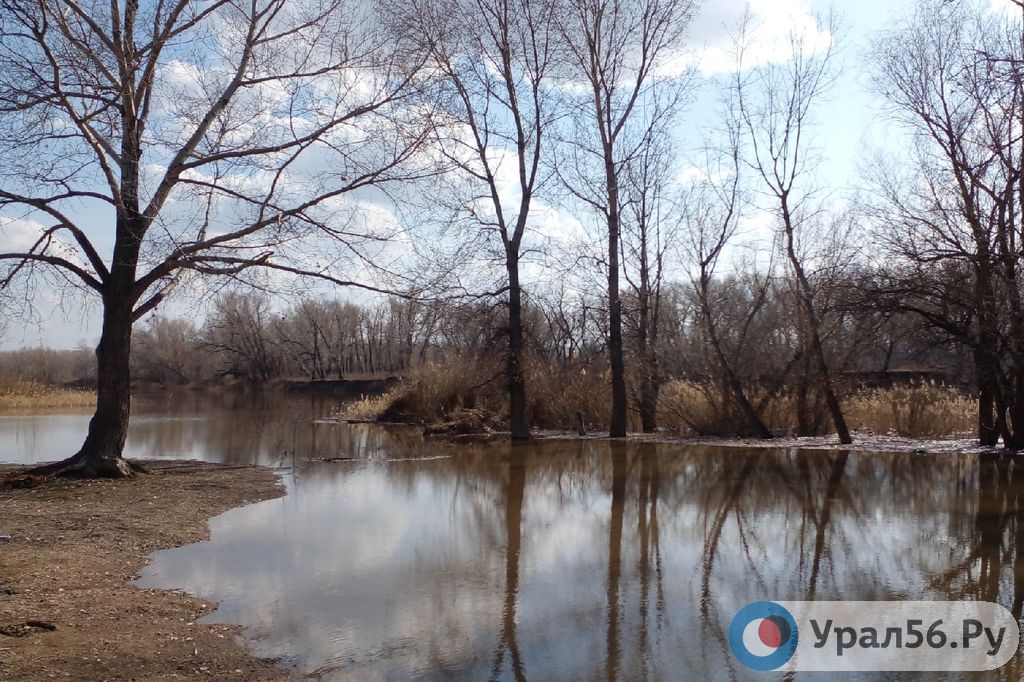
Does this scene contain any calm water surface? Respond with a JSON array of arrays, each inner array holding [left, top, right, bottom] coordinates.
[[3, 393, 1023, 680]]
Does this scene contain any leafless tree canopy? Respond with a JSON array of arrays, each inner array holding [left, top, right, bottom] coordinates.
[[870, 0, 1024, 446], [0, 0, 433, 475]]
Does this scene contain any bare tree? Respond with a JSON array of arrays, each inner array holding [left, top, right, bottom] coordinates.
[[681, 128, 774, 438], [131, 315, 203, 384], [557, 0, 695, 436], [203, 292, 281, 383], [535, 282, 604, 364], [391, 0, 557, 439], [733, 15, 853, 444], [620, 131, 676, 432], [0, 0, 430, 475], [273, 299, 334, 380], [870, 0, 1024, 447]]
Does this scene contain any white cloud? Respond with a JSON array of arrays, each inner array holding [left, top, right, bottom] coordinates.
[[0, 215, 91, 271], [682, 0, 833, 75], [0, 215, 45, 251]]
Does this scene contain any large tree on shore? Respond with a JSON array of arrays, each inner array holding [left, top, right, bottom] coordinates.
[[0, 0, 429, 476]]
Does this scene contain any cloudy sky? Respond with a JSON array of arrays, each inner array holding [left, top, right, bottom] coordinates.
[[0, 0, 948, 349]]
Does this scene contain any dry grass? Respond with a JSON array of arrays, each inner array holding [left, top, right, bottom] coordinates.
[[340, 392, 393, 421], [845, 382, 975, 438], [656, 380, 800, 436], [337, 360, 977, 440], [656, 381, 768, 435], [335, 356, 614, 430], [526, 358, 613, 431], [656, 380, 718, 434], [658, 378, 975, 439], [336, 358, 505, 423], [0, 378, 95, 411]]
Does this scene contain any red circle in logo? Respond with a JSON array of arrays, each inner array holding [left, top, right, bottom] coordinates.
[[758, 618, 783, 648]]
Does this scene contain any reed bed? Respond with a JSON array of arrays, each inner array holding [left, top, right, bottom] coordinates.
[[0, 378, 96, 411], [346, 362, 977, 440], [845, 382, 975, 438]]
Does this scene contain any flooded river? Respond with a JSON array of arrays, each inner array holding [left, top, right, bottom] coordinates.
[[3, 392, 1022, 680]]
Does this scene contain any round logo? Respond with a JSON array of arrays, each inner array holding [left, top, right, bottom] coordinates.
[[728, 601, 798, 671]]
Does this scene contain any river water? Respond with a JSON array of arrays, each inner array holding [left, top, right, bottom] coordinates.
[[2, 392, 1022, 680]]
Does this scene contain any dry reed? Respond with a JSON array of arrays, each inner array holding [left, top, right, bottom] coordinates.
[[0, 378, 95, 411], [337, 360, 978, 439]]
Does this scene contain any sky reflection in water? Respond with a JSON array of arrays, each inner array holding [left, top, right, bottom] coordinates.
[[3, 394, 1021, 680]]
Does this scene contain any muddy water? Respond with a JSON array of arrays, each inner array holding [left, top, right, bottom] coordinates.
[[3, 394, 1022, 680]]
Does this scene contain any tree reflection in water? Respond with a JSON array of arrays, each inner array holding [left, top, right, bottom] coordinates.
[[491, 445, 527, 682], [122, 407, 1024, 680]]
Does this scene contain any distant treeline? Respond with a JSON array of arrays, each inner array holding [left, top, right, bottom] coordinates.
[[0, 265, 971, 434]]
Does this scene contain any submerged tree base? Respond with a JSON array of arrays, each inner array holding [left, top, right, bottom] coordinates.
[[26, 451, 147, 479]]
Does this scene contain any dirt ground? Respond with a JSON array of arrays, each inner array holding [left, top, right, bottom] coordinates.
[[0, 460, 290, 681]]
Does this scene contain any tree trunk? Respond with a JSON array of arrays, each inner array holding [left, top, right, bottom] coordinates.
[[636, 291, 658, 433], [506, 252, 530, 441], [814, 340, 852, 444], [796, 350, 812, 437], [607, 176, 627, 438], [30, 302, 139, 478], [633, 222, 659, 433], [1008, 377, 1024, 450], [638, 370, 659, 434], [781, 203, 851, 444], [976, 349, 1000, 447]]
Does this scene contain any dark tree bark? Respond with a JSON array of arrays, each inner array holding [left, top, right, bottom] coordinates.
[[975, 344, 1001, 448], [29, 215, 145, 477], [78, 301, 134, 473], [507, 252, 530, 440], [31, 299, 139, 478], [633, 223, 655, 433], [606, 166, 629, 438]]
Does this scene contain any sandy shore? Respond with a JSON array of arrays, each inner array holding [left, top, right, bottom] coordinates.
[[0, 460, 288, 681]]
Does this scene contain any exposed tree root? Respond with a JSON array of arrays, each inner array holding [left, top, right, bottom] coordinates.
[[23, 451, 147, 480], [0, 474, 46, 490]]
